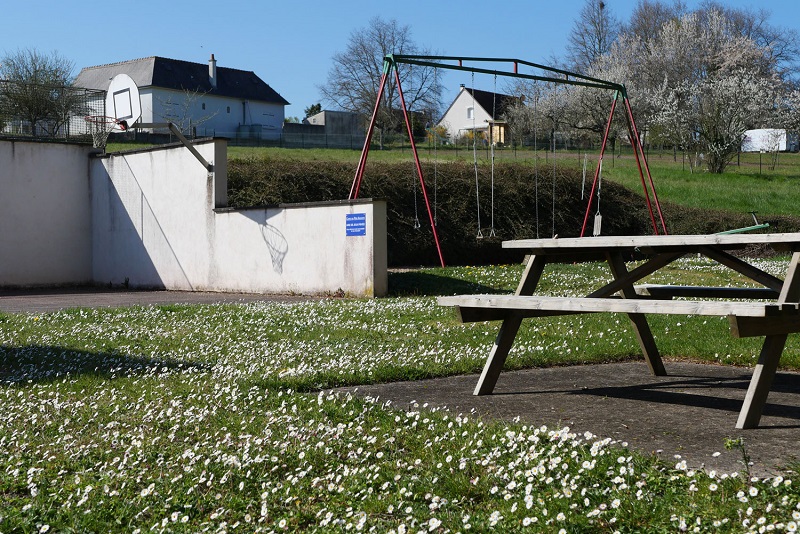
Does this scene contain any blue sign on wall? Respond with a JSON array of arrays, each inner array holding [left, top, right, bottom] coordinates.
[[346, 213, 367, 236]]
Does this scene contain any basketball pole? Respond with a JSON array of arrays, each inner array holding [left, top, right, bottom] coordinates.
[[133, 121, 214, 172]]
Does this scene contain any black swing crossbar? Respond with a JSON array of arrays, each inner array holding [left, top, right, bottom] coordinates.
[[388, 55, 625, 94]]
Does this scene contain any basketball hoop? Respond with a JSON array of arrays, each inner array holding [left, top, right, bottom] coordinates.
[[84, 115, 125, 149]]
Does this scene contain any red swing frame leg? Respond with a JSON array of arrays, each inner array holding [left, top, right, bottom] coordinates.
[[581, 92, 667, 237], [349, 61, 445, 268]]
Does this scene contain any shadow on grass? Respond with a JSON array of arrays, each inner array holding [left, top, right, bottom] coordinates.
[[1, 344, 211, 385], [388, 271, 507, 297]]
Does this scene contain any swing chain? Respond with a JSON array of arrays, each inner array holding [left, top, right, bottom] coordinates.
[[593, 159, 604, 236], [471, 71, 483, 239], [489, 73, 497, 238], [533, 82, 539, 239], [412, 168, 421, 230]]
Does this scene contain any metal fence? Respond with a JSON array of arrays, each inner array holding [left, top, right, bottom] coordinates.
[[0, 80, 105, 141], [231, 133, 367, 149]]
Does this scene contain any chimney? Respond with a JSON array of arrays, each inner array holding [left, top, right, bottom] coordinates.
[[209, 54, 217, 88]]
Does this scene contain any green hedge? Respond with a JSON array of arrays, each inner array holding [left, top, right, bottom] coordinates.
[[227, 158, 800, 266]]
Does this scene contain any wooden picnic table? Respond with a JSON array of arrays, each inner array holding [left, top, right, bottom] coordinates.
[[438, 233, 800, 429]]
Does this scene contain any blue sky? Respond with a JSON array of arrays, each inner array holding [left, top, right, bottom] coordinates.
[[4, 0, 799, 119]]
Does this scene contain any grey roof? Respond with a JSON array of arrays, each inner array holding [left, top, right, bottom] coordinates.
[[465, 88, 518, 119], [75, 56, 289, 105]]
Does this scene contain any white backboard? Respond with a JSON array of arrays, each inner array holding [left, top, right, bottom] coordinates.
[[106, 74, 142, 131]]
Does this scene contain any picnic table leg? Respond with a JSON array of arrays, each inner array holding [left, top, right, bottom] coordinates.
[[736, 334, 788, 429], [737, 251, 800, 428], [606, 252, 667, 376], [474, 312, 524, 395], [474, 255, 547, 396]]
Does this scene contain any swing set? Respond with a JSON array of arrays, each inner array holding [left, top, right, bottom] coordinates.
[[349, 55, 668, 267]]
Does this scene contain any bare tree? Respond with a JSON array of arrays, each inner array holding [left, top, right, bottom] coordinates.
[[624, 0, 686, 43], [319, 17, 442, 147], [698, 1, 800, 81], [566, 0, 622, 73], [0, 48, 75, 136]]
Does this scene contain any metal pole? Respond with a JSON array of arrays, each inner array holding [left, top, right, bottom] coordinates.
[[350, 66, 390, 199], [623, 96, 667, 235], [621, 102, 659, 235], [580, 95, 618, 237], [394, 68, 446, 267]]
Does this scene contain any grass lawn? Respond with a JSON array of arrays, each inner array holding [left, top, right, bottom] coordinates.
[[4, 259, 800, 532]]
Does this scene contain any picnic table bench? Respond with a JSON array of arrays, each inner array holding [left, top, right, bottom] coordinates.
[[438, 233, 800, 429]]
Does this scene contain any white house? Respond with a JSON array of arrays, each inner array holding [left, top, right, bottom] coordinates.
[[75, 55, 289, 140], [437, 85, 519, 145]]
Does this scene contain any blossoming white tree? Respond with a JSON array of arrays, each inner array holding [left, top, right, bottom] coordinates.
[[645, 11, 782, 173], [563, 9, 784, 173]]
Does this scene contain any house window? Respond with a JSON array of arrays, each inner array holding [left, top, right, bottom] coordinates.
[[467, 107, 474, 120], [227, 106, 231, 113]]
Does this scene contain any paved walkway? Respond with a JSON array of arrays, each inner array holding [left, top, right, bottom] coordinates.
[[3, 287, 799, 476], [0, 287, 311, 314], [339, 361, 800, 477]]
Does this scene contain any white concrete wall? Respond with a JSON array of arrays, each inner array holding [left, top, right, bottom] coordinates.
[[91, 139, 387, 296], [0, 140, 94, 286], [213, 201, 387, 296]]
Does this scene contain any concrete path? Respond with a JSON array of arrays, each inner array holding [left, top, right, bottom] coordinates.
[[338, 361, 800, 477], [0, 287, 311, 314]]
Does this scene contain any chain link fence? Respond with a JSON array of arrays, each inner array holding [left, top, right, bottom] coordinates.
[[0, 80, 105, 142]]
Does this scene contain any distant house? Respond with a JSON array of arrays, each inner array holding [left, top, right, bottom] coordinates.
[[75, 55, 289, 140], [741, 129, 799, 153], [438, 85, 519, 145]]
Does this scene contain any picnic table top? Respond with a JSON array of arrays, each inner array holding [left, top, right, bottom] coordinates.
[[503, 232, 800, 254]]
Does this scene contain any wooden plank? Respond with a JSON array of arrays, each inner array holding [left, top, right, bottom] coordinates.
[[516, 255, 548, 296], [437, 295, 791, 317], [606, 251, 666, 376], [471, 254, 549, 395], [473, 313, 523, 395], [729, 315, 800, 337], [636, 285, 780, 300], [587, 252, 684, 298], [779, 251, 800, 303], [736, 334, 788, 429], [503, 233, 800, 253], [699, 247, 785, 292], [455, 306, 581, 323], [736, 252, 800, 428]]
